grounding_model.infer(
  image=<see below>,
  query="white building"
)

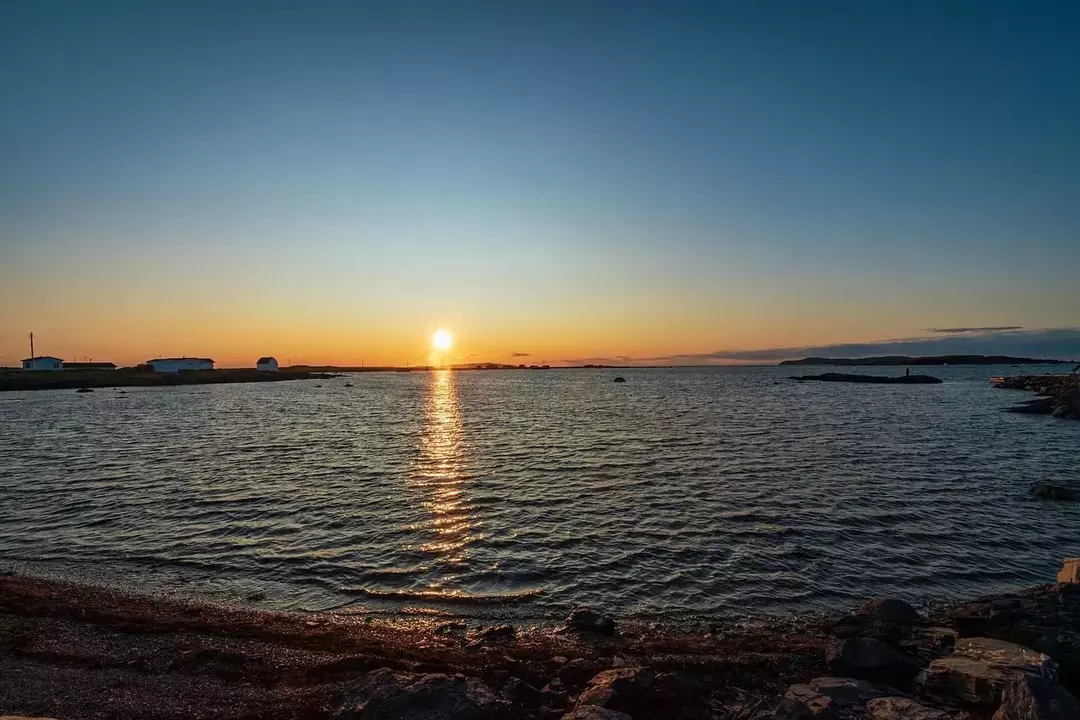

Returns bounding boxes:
[256,356,279,371]
[22,356,64,371]
[147,357,214,373]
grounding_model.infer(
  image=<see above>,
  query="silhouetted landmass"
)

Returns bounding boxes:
[0,368,334,392]
[790,372,943,384]
[780,355,1069,366]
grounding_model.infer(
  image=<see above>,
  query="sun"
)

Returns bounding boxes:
[432,328,453,352]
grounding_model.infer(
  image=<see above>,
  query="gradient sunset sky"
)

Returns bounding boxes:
[2,1,1078,367]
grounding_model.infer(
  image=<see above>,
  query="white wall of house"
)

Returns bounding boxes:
[148,358,214,373]
[22,357,64,371]
[256,357,279,371]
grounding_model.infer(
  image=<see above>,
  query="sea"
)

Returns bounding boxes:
[1,365,1078,623]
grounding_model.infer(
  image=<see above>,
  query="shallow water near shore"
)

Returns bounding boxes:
[1,365,1077,622]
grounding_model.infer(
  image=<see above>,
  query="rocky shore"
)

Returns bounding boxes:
[2,573,1079,719]
[995,375,1080,420]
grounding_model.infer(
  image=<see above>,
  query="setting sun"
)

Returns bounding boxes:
[432,328,453,352]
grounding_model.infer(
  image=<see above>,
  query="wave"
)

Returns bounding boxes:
[337,586,542,605]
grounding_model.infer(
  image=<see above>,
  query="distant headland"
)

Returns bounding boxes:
[779,355,1071,367]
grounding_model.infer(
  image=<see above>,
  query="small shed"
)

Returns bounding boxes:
[22,356,64,371]
[147,357,214,373]
[256,357,279,372]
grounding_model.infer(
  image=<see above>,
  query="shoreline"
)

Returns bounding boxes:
[2,572,1078,719]
[996,374,1080,420]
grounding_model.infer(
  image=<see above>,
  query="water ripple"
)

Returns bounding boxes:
[1,365,1078,619]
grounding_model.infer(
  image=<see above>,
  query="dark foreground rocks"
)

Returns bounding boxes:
[335,669,498,719]
[2,574,1080,719]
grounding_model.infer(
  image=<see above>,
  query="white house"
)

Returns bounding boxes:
[22,356,64,371]
[256,356,279,371]
[147,357,214,373]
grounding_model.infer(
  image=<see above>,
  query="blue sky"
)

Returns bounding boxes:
[1,1,1078,365]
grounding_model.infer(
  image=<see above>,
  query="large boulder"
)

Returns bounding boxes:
[955,637,1058,681]
[834,598,924,643]
[567,608,616,636]
[915,655,1010,708]
[865,697,952,719]
[335,668,499,719]
[575,667,654,715]
[780,685,837,718]
[930,583,1080,693]
[826,638,921,687]
[993,673,1080,720]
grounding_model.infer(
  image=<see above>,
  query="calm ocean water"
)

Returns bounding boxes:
[1,366,1078,621]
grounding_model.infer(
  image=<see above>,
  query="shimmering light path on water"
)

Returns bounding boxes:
[1,367,1077,620]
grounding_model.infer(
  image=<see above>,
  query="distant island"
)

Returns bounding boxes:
[779,355,1071,367]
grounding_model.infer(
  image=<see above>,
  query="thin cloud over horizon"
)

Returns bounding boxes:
[571,327,1080,366]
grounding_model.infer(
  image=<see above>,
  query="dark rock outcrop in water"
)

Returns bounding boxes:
[1031,484,1079,502]
[995,374,1080,420]
[790,372,943,384]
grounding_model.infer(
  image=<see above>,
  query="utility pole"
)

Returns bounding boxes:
[29,331,34,361]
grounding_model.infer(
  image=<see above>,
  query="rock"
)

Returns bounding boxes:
[834,598,924,643]
[434,621,467,635]
[865,697,952,719]
[930,583,1080,693]
[567,608,617,636]
[561,707,632,720]
[75,387,94,393]
[775,692,837,719]
[993,673,1080,720]
[1052,405,1071,418]
[827,638,921,687]
[502,677,546,707]
[575,667,654,715]
[916,655,1010,708]
[859,598,925,626]
[335,668,498,719]
[613,377,626,383]
[955,637,1058,681]
[1031,484,1079,502]
[467,624,516,645]
[909,627,957,662]
[1058,559,1080,584]
[789,373,943,384]
[1008,397,1056,414]
[808,676,886,705]
[558,657,597,690]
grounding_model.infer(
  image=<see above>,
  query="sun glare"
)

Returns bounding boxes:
[432,328,453,352]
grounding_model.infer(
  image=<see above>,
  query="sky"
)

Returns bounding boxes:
[2,1,1079,367]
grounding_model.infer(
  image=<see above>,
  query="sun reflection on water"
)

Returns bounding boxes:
[411,370,476,570]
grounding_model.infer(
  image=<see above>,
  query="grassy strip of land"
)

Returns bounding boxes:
[0,368,336,392]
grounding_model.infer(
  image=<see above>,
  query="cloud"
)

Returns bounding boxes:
[927,326,1024,334]
[510,352,530,357]
[569,327,1080,365]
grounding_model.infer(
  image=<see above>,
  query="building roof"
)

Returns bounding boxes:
[148,357,215,363]
[256,357,277,364]
[22,356,64,362]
